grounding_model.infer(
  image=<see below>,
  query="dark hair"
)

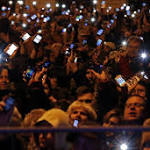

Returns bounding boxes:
[0,66,11,81]
[76,86,93,97]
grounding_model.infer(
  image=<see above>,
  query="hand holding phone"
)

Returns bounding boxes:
[97,29,104,36]
[97,39,102,46]
[4,43,18,58]
[115,75,126,87]
[21,33,31,42]
[33,35,42,44]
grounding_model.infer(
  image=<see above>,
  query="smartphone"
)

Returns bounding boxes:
[5,44,18,56]
[36,18,40,23]
[73,120,79,128]
[110,19,114,24]
[74,57,78,63]
[62,28,67,33]
[115,75,126,87]
[43,16,50,23]
[76,16,80,21]
[26,68,34,79]
[22,33,31,41]
[43,62,50,68]
[82,40,87,45]
[65,48,71,56]
[68,23,72,28]
[70,44,74,49]
[4,97,14,111]
[31,14,37,20]
[97,29,104,36]
[97,39,102,46]
[37,29,42,34]
[127,10,131,16]
[33,35,42,44]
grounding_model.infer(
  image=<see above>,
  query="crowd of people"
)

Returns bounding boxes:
[0,0,150,150]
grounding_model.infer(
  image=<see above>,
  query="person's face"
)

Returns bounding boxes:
[49,50,59,62]
[0,69,10,90]
[70,108,88,127]
[124,96,145,121]
[131,84,146,97]
[77,93,95,106]
[103,116,120,127]
[38,132,54,149]
[127,40,141,58]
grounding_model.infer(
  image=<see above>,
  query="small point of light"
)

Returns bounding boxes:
[106,9,109,13]
[108,6,112,10]
[46,3,51,8]
[8,1,13,5]
[123,3,127,7]
[62,4,66,8]
[11,21,15,25]
[122,41,127,46]
[23,13,28,17]
[93,0,97,5]
[141,71,145,75]
[134,11,137,14]
[41,15,44,18]
[56,3,59,7]
[138,9,141,13]
[62,28,67,33]
[124,15,127,17]
[120,143,128,150]
[32,1,37,6]
[141,52,147,59]
[22,23,27,28]
[93,9,96,13]
[131,13,135,17]
[91,17,96,22]
[67,9,70,13]
[121,6,124,10]
[80,5,84,9]
[17,0,24,5]
[126,6,130,11]
[37,30,42,33]
[140,36,144,40]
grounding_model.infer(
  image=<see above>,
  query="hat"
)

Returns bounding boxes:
[37,108,70,128]
[104,42,116,50]
[67,101,97,120]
